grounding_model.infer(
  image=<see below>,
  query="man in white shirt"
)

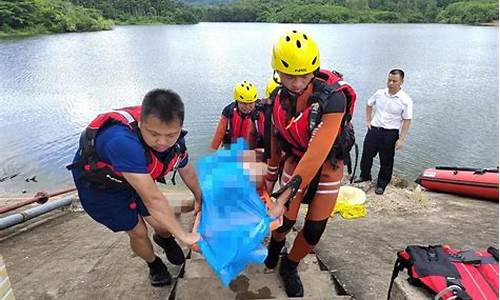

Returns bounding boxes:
[354,69,413,195]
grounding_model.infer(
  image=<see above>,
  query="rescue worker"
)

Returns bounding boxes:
[68,89,201,287]
[210,81,262,150]
[250,77,280,151]
[263,30,357,297]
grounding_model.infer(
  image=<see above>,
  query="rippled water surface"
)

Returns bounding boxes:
[0,23,498,196]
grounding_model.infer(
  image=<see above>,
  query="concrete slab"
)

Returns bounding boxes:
[4,186,492,300]
[314,191,499,299]
[176,273,288,299]
[177,270,344,300]
[300,270,342,300]
[0,211,195,300]
[390,277,431,300]
[184,253,323,279]
[179,252,346,299]
[183,258,216,278]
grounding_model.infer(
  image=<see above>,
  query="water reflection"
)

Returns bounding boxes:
[0,23,497,196]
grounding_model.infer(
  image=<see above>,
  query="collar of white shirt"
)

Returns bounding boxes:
[384,88,405,98]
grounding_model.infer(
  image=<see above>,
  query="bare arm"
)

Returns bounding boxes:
[122,172,199,245]
[366,105,373,129]
[178,162,202,214]
[395,119,412,150]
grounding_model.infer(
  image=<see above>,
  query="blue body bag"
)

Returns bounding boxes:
[195,140,272,287]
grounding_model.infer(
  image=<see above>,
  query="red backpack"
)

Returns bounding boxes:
[388,245,499,300]
[310,69,358,180]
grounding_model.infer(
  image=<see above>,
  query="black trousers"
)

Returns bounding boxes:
[359,126,399,188]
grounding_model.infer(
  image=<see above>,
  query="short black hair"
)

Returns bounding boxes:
[141,89,184,125]
[389,69,405,80]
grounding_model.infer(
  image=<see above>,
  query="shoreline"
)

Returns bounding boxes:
[479,20,499,26]
[0,173,482,217]
[1,20,498,39]
[0,172,484,205]
[0,27,112,40]
[0,174,412,202]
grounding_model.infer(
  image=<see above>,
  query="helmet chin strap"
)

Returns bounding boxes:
[239,110,251,116]
[236,102,252,116]
[283,77,314,97]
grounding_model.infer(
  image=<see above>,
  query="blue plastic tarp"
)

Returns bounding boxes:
[195,139,272,287]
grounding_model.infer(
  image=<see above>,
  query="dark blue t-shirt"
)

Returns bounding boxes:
[72,125,188,202]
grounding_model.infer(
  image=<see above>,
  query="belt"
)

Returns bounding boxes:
[371,126,399,132]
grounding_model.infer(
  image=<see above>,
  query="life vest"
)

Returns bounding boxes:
[272,69,357,159]
[67,106,187,189]
[221,102,258,147]
[251,102,267,149]
[388,245,499,300]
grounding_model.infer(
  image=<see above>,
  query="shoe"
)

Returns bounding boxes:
[264,238,286,269]
[279,255,304,297]
[153,233,185,265]
[353,177,371,184]
[148,258,172,286]
[375,186,385,195]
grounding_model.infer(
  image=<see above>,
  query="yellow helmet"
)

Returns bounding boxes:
[271,30,320,75]
[265,76,280,98]
[233,81,258,103]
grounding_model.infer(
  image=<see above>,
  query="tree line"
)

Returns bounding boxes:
[0,0,199,36]
[70,0,201,24]
[202,0,498,24]
[0,0,113,36]
[1,0,497,37]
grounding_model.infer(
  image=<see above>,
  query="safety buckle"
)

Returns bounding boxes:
[451,250,482,264]
[434,285,463,300]
[271,175,302,208]
[169,145,184,186]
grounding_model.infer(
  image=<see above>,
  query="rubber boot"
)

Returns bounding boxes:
[147,256,172,286]
[264,237,286,269]
[279,255,304,297]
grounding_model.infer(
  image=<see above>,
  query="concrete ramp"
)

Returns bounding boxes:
[175,250,351,300]
[389,277,432,300]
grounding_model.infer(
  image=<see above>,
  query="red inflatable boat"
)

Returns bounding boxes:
[416,166,499,201]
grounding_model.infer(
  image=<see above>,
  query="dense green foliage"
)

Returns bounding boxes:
[0,0,199,37]
[71,0,202,24]
[1,0,497,37]
[437,0,498,23]
[0,0,113,35]
[200,0,498,24]
[181,0,235,5]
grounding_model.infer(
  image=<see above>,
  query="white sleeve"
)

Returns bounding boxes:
[367,90,379,107]
[402,97,413,119]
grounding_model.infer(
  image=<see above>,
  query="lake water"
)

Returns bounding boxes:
[0,22,498,197]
